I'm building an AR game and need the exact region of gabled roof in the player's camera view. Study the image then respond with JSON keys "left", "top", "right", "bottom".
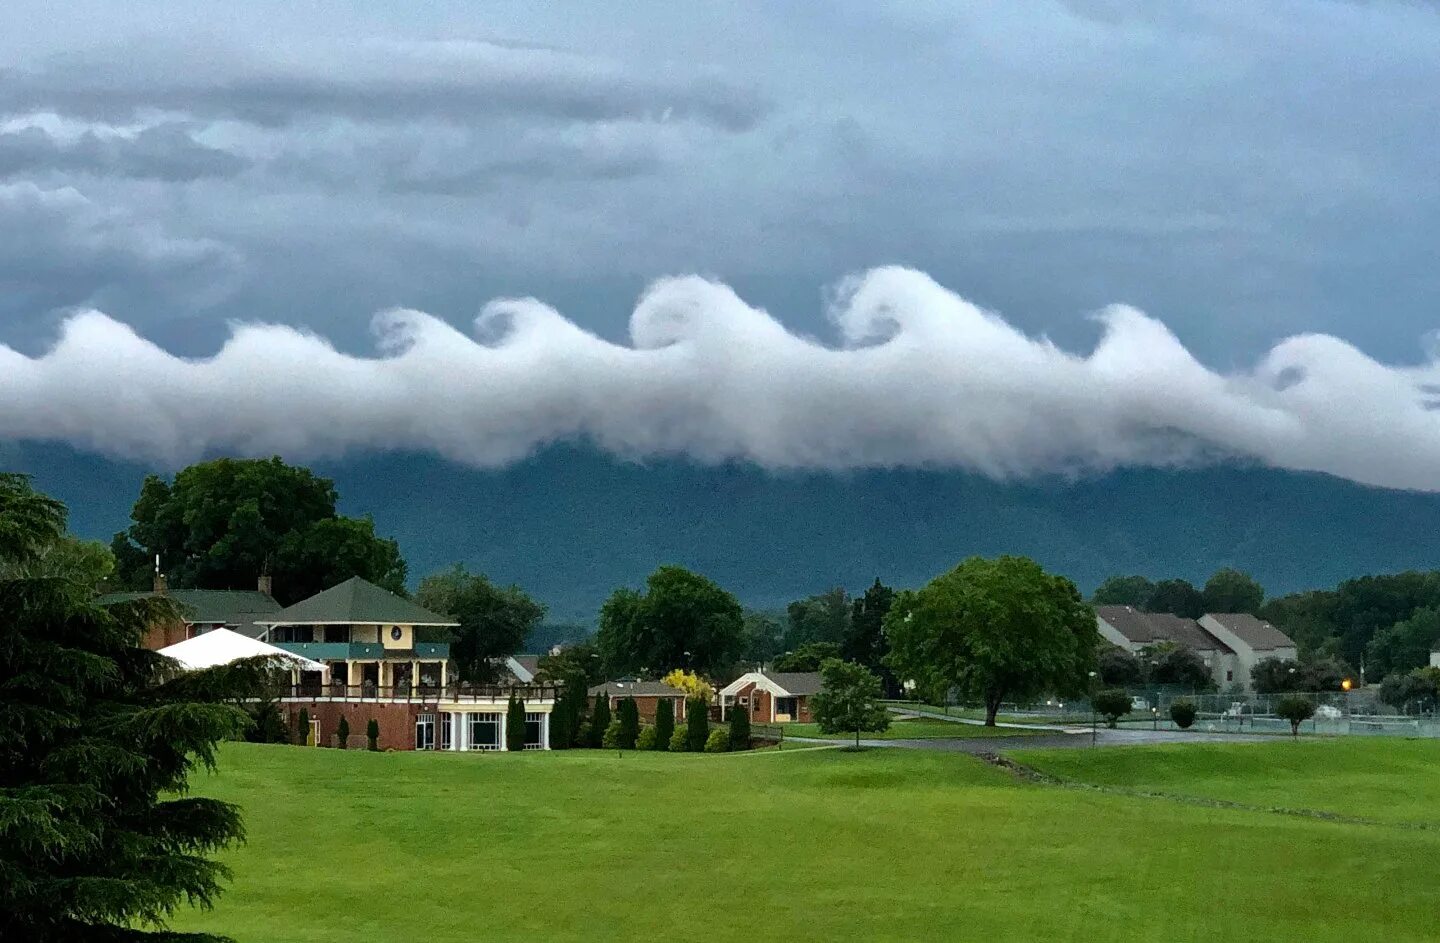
{"left": 589, "top": 681, "right": 687, "bottom": 698}
{"left": 1095, "top": 606, "right": 1233, "bottom": 654}
{"left": 254, "top": 576, "right": 457, "bottom": 628}
{"left": 98, "top": 589, "right": 281, "bottom": 631}
{"left": 765, "top": 671, "right": 824, "bottom": 696}
{"left": 512, "top": 655, "right": 540, "bottom": 679}
{"left": 1202, "top": 613, "right": 1295, "bottom": 651}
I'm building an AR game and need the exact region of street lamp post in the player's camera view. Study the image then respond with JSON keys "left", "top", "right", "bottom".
{"left": 1088, "top": 671, "right": 1098, "bottom": 746}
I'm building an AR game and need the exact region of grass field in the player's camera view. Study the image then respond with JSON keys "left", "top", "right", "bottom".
{"left": 169, "top": 741, "right": 1440, "bottom": 943}
{"left": 1014, "top": 738, "right": 1440, "bottom": 825}
{"left": 781, "top": 717, "right": 1046, "bottom": 739}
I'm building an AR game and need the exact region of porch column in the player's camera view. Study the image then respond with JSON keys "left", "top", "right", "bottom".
{"left": 440, "top": 661, "right": 448, "bottom": 688}
{"left": 541, "top": 711, "right": 550, "bottom": 750}
{"left": 499, "top": 709, "right": 508, "bottom": 751}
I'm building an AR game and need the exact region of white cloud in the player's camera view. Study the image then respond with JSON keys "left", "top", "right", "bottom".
{"left": 2, "top": 266, "right": 1435, "bottom": 490}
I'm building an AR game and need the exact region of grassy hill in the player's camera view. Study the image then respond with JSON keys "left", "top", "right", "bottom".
{"left": 169, "top": 740, "right": 1440, "bottom": 942}
{"left": 14, "top": 442, "right": 1440, "bottom": 621}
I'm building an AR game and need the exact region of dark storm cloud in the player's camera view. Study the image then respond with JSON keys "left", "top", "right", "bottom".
{"left": 0, "top": 122, "right": 248, "bottom": 181}
{"left": 0, "top": 39, "right": 768, "bottom": 131}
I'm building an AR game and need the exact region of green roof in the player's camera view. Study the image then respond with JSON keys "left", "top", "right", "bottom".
{"left": 97, "top": 589, "right": 281, "bottom": 635}
{"left": 256, "top": 577, "right": 457, "bottom": 628}
{"left": 272, "top": 641, "right": 451, "bottom": 661}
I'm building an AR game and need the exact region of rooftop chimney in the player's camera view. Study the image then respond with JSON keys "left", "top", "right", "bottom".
{"left": 152, "top": 554, "right": 167, "bottom": 594}
{"left": 257, "top": 573, "right": 273, "bottom": 597}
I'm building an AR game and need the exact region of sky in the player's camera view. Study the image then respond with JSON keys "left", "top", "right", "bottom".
{"left": 3, "top": 1, "right": 1440, "bottom": 488}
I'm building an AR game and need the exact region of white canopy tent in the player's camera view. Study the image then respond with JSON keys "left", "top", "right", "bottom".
{"left": 158, "top": 628, "right": 327, "bottom": 674}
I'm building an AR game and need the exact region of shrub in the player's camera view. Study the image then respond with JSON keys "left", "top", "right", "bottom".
{"left": 653, "top": 698, "right": 674, "bottom": 751}
{"left": 728, "top": 703, "right": 751, "bottom": 751}
{"left": 575, "top": 720, "right": 592, "bottom": 749}
{"left": 1092, "top": 689, "right": 1132, "bottom": 729}
{"left": 245, "top": 699, "right": 290, "bottom": 744}
{"left": 636, "top": 725, "right": 657, "bottom": 750}
{"left": 685, "top": 697, "right": 710, "bottom": 752}
{"left": 1169, "top": 700, "right": 1197, "bottom": 730}
{"left": 336, "top": 715, "right": 350, "bottom": 750}
{"left": 366, "top": 718, "right": 380, "bottom": 751}
{"left": 669, "top": 725, "right": 689, "bottom": 752}
{"left": 298, "top": 707, "right": 311, "bottom": 744}
{"left": 617, "top": 696, "right": 640, "bottom": 750}
{"left": 1276, "top": 695, "right": 1316, "bottom": 736}
{"left": 602, "top": 718, "right": 623, "bottom": 750}
{"left": 704, "top": 728, "right": 730, "bottom": 753}
{"left": 589, "top": 694, "right": 612, "bottom": 748}
{"left": 506, "top": 694, "right": 527, "bottom": 752}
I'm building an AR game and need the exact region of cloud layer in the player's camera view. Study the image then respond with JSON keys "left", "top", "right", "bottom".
{"left": 2, "top": 267, "right": 1435, "bottom": 490}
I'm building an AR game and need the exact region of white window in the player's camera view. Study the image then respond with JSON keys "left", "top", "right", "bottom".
{"left": 440, "top": 713, "right": 453, "bottom": 750}
{"left": 469, "top": 713, "right": 501, "bottom": 751}
{"left": 415, "top": 713, "right": 436, "bottom": 751}
{"left": 524, "top": 712, "right": 544, "bottom": 750}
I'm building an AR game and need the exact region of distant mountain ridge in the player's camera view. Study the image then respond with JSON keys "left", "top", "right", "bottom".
{"left": 8, "top": 442, "right": 1440, "bottom": 622}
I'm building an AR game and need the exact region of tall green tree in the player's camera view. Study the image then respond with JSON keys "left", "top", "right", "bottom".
{"left": 588, "top": 693, "right": 611, "bottom": 748}
{"left": 652, "top": 697, "right": 675, "bottom": 751}
{"left": 783, "top": 587, "right": 850, "bottom": 650}
{"left": 506, "top": 694, "right": 528, "bottom": 752}
{"left": 110, "top": 457, "right": 406, "bottom": 603}
{"left": 1144, "top": 643, "right": 1214, "bottom": 690}
{"left": 886, "top": 555, "right": 1097, "bottom": 726}
{"left": 811, "top": 658, "right": 890, "bottom": 748}
{"left": 727, "top": 700, "right": 752, "bottom": 750}
{"left": 739, "top": 610, "right": 784, "bottom": 666}
{"left": 416, "top": 564, "right": 546, "bottom": 683}
{"left": 684, "top": 697, "right": 710, "bottom": 752}
{"left": 1365, "top": 607, "right": 1440, "bottom": 681}
{"left": 1201, "top": 568, "right": 1265, "bottom": 614}
{"left": 844, "top": 579, "right": 895, "bottom": 675}
{"left": 772, "top": 640, "right": 841, "bottom": 672}
{"left": 1144, "top": 579, "right": 1205, "bottom": 618}
{"left": 1, "top": 473, "right": 264, "bottom": 942}
{"left": 1097, "top": 646, "right": 1143, "bottom": 686}
{"left": 595, "top": 566, "right": 744, "bottom": 677}
{"left": 616, "top": 697, "right": 640, "bottom": 750}
{"left": 536, "top": 640, "right": 604, "bottom": 687}
{"left": 1091, "top": 575, "right": 1156, "bottom": 607}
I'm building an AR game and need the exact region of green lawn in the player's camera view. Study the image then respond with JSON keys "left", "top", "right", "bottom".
{"left": 167, "top": 740, "right": 1440, "bottom": 943}
{"left": 782, "top": 717, "right": 1046, "bottom": 739}
{"left": 1013, "top": 738, "right": 1440, "bottom": 825}
{"left": 892, "top": 703, "right": 1091, "bottom": 725}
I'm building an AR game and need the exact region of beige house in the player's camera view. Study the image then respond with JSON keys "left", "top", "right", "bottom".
{"left": 1094, "top": 605, "right": 1241, "bottom": 689}
{"left": 1198, "top": 613, "right": 1299, "bottom": 690}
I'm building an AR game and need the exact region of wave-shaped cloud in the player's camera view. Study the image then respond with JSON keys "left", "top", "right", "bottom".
{"left": 2, "top": 266, "right": 1435, "bottom": 490}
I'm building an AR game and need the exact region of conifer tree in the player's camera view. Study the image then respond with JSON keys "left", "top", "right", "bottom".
{"left": 617, "top": 696, "right": 640, "bottom": 749}
{"left": 298, "top": 707, "right": 311, "bottom": 744}
{"left": 589, "top": 692, "right": 612, "bottom": 748}
{"left": 506, "top": 693, "right": 528, "bottom": 751}
{"left": 685, "top": 696, "right": 710, "bottom": 752}
{"left": 1, "top": 472, "right": 265, "bottom": 943}
{"left": 728, "top": 702, "right": 752, "bottom": 751}
{"left": 336, "top": 715, "right": 350, "bottom": 749}
{"left": 366, "top": 718, "right": 380, "bottom": 751}
{"left": 653, "top": 697, "right": 675, "bottom": 751}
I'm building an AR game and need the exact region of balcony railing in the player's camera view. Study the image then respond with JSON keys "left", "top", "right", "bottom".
{"left": 281, "top": 682, "right": 563, "bottom": 703}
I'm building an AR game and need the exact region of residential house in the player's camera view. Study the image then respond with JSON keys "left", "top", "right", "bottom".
{"left": 99, "top": 578, "right": 281, "bottom": 649}
{"left": 1094, "top": 605, "right": 1241, "bottom": 689}
{"left": 250, "top": 576, "right": 559, "bottom": 751}
{"left": 719, "top": 671, "right": 823, "bottom": 723}
{"left": 1198, "top": 613, "right": 1299, "bottom": 689}
{"left": 588, "top": 680, "right": 688, "bottom": 723}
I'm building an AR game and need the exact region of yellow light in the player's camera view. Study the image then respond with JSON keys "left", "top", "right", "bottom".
{"left": 1341, "top": 678, "right": 1353, "bottom": 692}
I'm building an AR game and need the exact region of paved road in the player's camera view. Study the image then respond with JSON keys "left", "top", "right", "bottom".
{"left": 790, "top": 727, "right": 1275, "bottom": 753}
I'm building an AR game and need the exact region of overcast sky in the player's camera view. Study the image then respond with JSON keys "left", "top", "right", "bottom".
{"left": 3, "top": 2, "right": 1440, "bottom": 488}
{"left": 1, "top": 1, "right": 1435, "bottom": 361}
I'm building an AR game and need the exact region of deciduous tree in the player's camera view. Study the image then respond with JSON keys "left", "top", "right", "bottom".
{"left": 1092, "top": 689, "right": 1133, "bottom": 728}
{"left": 1091, "top": 575, "right": 1156, "bottom": 607}
{"left": 417, "top": 564, "right": 546, "bottom": 683}
{"left": 772, "top": 640, "right": 841, "bottom": 672}
{"left": 1276, "top": 695, "right": 1316, "bottom": 736}
{"left": 886, "top": 556, "right": 1096, "bottom": 726}
{"left": 1145, "top": 579, "right": 1205, "bottom": 619}
{"left": 1201, "top": 568, "right": 1265, "bottom": 615}
{"left": 811, "top": 659, "right": 890, "bottom": 748}
{"left": 596, "top": 566, "right": 744, "bottom": 677}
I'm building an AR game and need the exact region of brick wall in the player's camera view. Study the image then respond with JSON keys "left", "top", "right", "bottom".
{"left": 283, "top": 701, "right": 420, "bottom": 751}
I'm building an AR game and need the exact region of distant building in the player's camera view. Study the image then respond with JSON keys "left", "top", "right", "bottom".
{"left": 1095, "top": 605, "right": 1240, "bottom": 689}
{"left": 1431, "top": 644, "right": 1440, "bottom": 669}
{"left": 1197, "top": 613, "right": 1299, "bottom": 690}
{"left": 719, "top": 671, "right": 824, "bottom": 723}
{"left": 589, "top": 680, "right": 689, "bottom": 723}
{"left": 98, "top": 579, "right": 281, "bottom": 649}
